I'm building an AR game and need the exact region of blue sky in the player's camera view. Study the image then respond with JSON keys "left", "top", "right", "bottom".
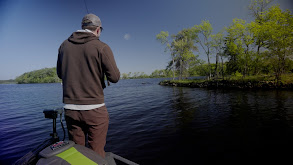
{"left": 0, "top": 0, "right": 292, "bottom": 80}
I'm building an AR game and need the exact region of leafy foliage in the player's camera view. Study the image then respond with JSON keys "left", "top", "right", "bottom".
{"left": 157, "top": 1, "right": 293, "bottom": 82}
{"left": 15, "top": 68, "right": 61, "bottom": 84}
{"left": 156, "top": 29, "right": 199, "bottom": 80}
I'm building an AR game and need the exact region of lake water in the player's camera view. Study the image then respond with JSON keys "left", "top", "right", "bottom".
{"left": 1, "top": 78, "right": 293, "bottom": 165}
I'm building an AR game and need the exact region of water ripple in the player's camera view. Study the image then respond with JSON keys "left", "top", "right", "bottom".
{"left": 1, "top": 81, "right": 293, "bottom": 164}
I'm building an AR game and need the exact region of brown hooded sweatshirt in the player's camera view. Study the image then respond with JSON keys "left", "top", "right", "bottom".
{"left": 57, "top": 31, "right": 120, "bottom": 105}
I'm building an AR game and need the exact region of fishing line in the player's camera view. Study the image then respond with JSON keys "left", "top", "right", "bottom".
{"left": 83, "top": 0, "right": 89, "bottom": 14}
{"left": 82, "top": 0, "right": 110, "bottom": 86}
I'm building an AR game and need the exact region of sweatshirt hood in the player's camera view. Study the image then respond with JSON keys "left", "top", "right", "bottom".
{"left": 68, "top": 31, "right": 99, "bottom": 44}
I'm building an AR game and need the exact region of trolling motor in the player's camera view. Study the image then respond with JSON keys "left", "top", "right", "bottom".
{"left": 43, "top": 108, "right": 65, "bottom": 141}
{"left": 14, "top": 108, "right": 108, "bottom": 165}
{"left": 14, "top": 108, "right": 139, "bottom": 165}
{"left": 13, "top": 108, "right": 65, "bottom": 165}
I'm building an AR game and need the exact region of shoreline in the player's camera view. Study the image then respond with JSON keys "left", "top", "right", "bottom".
{"left": 159, "top": 80, "right": 293, "bottom": 89}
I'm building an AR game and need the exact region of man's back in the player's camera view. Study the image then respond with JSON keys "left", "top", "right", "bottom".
{"left": 57, "top": 31, "right": 120, "bottom": 105}
{"left": 57, "top": 13, "right": 119, "bottom": 158}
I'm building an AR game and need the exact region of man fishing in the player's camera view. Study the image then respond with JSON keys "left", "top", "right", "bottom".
{"left": 57, "top": 13, "right": 120, "bottom": 158}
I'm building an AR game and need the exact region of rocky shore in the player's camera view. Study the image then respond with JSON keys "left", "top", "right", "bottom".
{"left": 159, "top": 80, "right": 293, "bottom": 89}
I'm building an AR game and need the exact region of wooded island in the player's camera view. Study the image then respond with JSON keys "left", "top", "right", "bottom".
{"left": 156, "top": 0, "right": 293, "bottom": 87}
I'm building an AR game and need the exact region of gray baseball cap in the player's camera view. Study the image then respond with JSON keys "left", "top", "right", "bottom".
{"left": 82, "top": 14, "right": 102, "bottom": 28}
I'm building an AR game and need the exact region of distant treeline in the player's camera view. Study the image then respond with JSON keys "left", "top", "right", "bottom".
{"left": 121, "top": 68, "right": 207, "bottom": 79}
{"left": 13, "top": 67, "right": 182, "bottom": 83}
{"left": 0, "top": 79, "right": 16, "bottom": 84}
{"left": 11, "top": 65, "right": 257, "bottom": 84}
{"left": 121, "top": 70, "right": 173, "bottom": 79}
{"left": 13, "top": 67, "right": 174, "bottom": 83}
{"left": 15, "top": 67, "right": 61, "bottom": 84}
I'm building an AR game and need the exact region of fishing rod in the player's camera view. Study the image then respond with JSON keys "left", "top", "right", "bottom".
{"left": 83, "top": 0, "right": 89, "bottom": 14}
{"left": 82, "top": 0, "right": 110, "bottom": 86}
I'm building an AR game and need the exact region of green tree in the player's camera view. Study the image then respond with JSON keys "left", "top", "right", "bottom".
{"left": 156, "top": 31, "right": 176, "bottom": 80}
{"left": 172, "top": 29, "right": 198, "bottom": 79}
{"left": 225, "top": 19, "right": 243, "bottom": 75}
{"left": 242, "top": 22, "right": 255, "bottom": 77}
{"left": 262, "top": 5, "right": 293, "bottom": 80}
{"left": 225, "top": 19, "right": 255, "bottom": 77}
{"left": 121, "top": 73, "right": 129, "bottom": 79}
{"left": 191, "top": 20, "right": 213, "bottom": 79}
{"left": 249, "top": 0, "right": 273, "bottom": 74}
{"left": 188, "top": 58, "right": 206, "bottom": 76}
{"left": 157, "top": 29, "right": 198, "bottom": 80}
{"left": 249, "top": 0, "right": 273, "bottom": 23}
{"left": 15, "top": 68, "right": 61, "bottom": 84}
{"left": 150, "top": 69, "right": 160, "bottom": 78}
{"left": 150, "top": 69, "right": 171, "bottom": 78}
{"left": 211, "top": 30, "right": 226, "bottom": 79}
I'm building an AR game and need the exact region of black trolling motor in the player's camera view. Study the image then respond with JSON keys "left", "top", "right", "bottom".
{"left": 43, "top": 108, "right": 65, "bottom": 141}
{"left": 13, "top": 108, "right": 65, "bottom": 165}
{"left": 14, "top": 108, "right": 139, "bottom": 165}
